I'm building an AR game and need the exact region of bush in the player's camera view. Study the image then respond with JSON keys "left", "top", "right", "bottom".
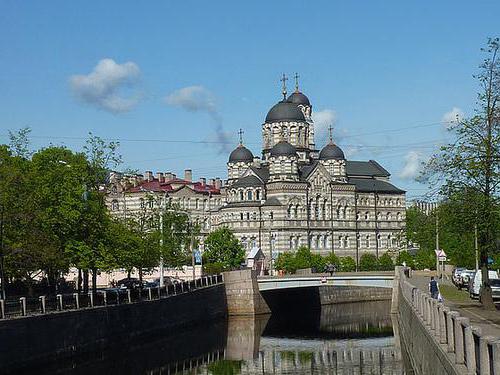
{"left": 324, "top": 253, "right": 340, "bottom": 268}
{"left": 310, "top": 254, "right": 326, "bottom": 273}
{"left": 359, "top": 253, "right": 378, "bottom": 271}
{"left": 414, "top": 249, "right": 435, "bottom": 270}
{"left": 339, "top": 256, "right": 356, "bottom": 272}
{"left": 396, "top": 250, "right": 415, "bottom": 269}
{"left": 378, "top": 253, "right": 394, "bottom": 271}
{"left": 203, "top": 262, "right": 225, "bottom": 275}
{"left": 274, "top": 252, "right": 296, "bottom": 273}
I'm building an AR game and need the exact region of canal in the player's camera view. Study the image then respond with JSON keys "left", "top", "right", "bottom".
{"left": 28, "top": 300, "right": 412, "bottom": 374}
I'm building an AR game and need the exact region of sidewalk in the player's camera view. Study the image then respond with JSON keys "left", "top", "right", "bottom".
{"left": 410, "top": 272, "right": 500, "bottom": 337}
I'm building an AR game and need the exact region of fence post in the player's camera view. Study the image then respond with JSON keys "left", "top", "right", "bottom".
{"left": 447, "top": 311, "right": 459, "bottom": 353}
{"left": 102, "top": 291, "right": 107, "bottom": 306}
{"left": 464, "top": 326, "right": 477, "bottom": 374}
{"left": 73, "top": 293, "right": 80, "bottom": 309}
{"left": 88, "top": 292, "right": 94, "bottom": 307}
{"left": 454, "top": 317, "right": 469, "bottom": 365}
{"left": 39, "top": 296, "right": 46, "bottom": 314}
{"left": 479, "top": 336, "right": 496, "bottom": 375}
{"left": 56, "top": 294, "right": 63, "bottom": 311}
{"left": 0, "top": 299, "right": 4, "bottom": 319}
{"left": 19, "top": 297, "right": 27, "bottom": 316}
{"left": 147, "top": 288, "right": 152, "bottom": 301}
{"left": 439, "top": 306, "right": 448, "bottom": 344}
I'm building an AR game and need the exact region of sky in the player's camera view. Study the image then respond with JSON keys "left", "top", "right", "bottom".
{"left": 1, "top": 1, "right": 499, "bottom": 200}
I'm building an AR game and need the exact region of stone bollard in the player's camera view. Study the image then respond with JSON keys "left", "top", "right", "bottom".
{"left": 454, "top": 317, "right": 469, "bottom": 365}
{"left": 181, "top": 282, "right": 184, "bottom": 293}
{"left": 439, "top": 306, "right": 448, "bottom": 344}
{"left": 88, "top": 292, "right": 94, "bottom": 307}
{"left": 479, "top": 335, "right": 497, "bottom": 375}
{"left": 0, "top": 299, "right": 4, "bottom": 319}
{"left": 447, "top": 311, "right": 459, "bottom": 353}
{"left": 490, "top": 339, "right": 500, "bottom": 375}
{"left": 57, "top": 294, "right": 63, "bottom": 311}
{"left": 39, "top": 296, "right": 46, "bottom": 314}
{"left": 464, "top": 326, "right": 477, "bottom": 374}
{"left": 127, "top": 289, "right": 131, "bottom": 303}
{"left": 73, "top": 293, "right": 80, "bottom": 309}
{"left": 102, "top": 291, "right": 107, "bottom": 306}
{"left": 147, "top": 288, "right": 152, "bottom": 301}
{"left": 19, "top": 297, "right": 27, "bottom": 316}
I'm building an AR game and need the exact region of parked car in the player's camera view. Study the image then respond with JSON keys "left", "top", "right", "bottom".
{"left": 489, "top": 279, "right": 500, "bottom": 300}
{"left": 469, "top": 270, "right": 499, "bottom": 299}
{"left": 452, "top": 267, "right": 465, "bottom": 286}
{"left": 457, "top": 270, "right": 475, "bottom": 290}
{"left": 116, "top": 278, "right": 141, "bottom": 289}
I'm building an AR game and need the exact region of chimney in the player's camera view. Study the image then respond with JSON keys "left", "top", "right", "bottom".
{"left": 172, "top": 173, "right": 177, "bottom": 179}
{"left": 209, "top": 178, "right": 215, "bottom": 186}
{"left": 165, "top": 172, "right": 173, "bottom": 181}
{"left": 184, "top": 169, "right": 192, "bottom": 182}
{"left": 215, "top": 177, "right": 221, "bottom": 190}
{"left": 200, "top": 177, "right": 206, "bottom": 185}
{"left": 145, "top": 171, "right": 153, "bottom": 182}
{"left": 156, "top": 172, "right": 164, "bottom": 183}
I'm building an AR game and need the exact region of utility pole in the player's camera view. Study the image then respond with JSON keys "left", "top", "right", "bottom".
{"left": 159, "top": 197, "right": 164, "bottom": 288}
{"left": 475, "top": 222, "right": 479, "bottom": 271}
{"left": 0, "top": 205, "right": 6, "bottom": 300}
{"left": 190, "top": 223, "right": 195, "bottom": 281}
{"left": 435, "top": 213, "right": 440, "bottom": 276}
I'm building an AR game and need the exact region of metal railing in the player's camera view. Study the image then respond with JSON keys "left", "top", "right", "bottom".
{"left": 0, "top": 274, "right": 223, "bottom": 320}
{"left": 399, "top": 272, "right": 500, "bottom": 375}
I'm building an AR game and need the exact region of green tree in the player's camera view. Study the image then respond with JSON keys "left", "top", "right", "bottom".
{"left": 323, "top": 253, "right": 340, "bottom": 268}
{"left": 204, "top": 227, "right": 245, "bottom": 271}
{"left": 378, "top": 253, "right": 394, "bottom": 271}
{"left": 422, "top": 38, "right": 500, "bottom": 308}
{"left": 396, "top": 251, "right": 415, "bottom": 269}
{"left": 274, "top": 252, "right": 296, "bottom": 274}
{"left": 359, "top": 253, "right": 378, "bottom": 271}
{"left": 339, "top": 256, "right": 356, "bottom": 272}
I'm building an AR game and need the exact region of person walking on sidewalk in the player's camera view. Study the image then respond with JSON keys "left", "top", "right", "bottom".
{"left": 429, "top": 276, "right": 439, "bottom": 299}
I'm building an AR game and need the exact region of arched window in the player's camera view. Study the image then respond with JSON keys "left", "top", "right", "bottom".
{"left": 388, "top": 234, "right": 392, "bottom": 247}
{"left": 365, "top": 235, "right": 370, "bottom": 248}
{"left": 343, "top": 236, "right": 349, "bottom": 248}
{"left": 195, "top": 199, "right": 199, "bottom": 209}
{"left": 246, "top": 212, "right": 250, "bottom": 220}
{"left": 111, "top": 200, "right": 119, "bottom": 211}
{"left": 377, "top": 234, "right": 382, "bottom": 248}
{"left": 338, "top": 235, "right": 343, "bottom": 248}
{"left": 140, "top": 198, "right": 145, "bottom": 209}
{"left": 240, "top": 191, "right": 244, "bottom": 201}
{"left": 386, "top": 212, "right": 392, "bottom": 220}
{"left": 240, "top": 213, "right": 244, "bottom": 221}
{"left": 356, "top": 211, "right": 361, "bottom": 220}
{"left": 356, "top": 234, "right": 361, "bottom": 248}
{"left": 365, "top": 211, "right": 369, "bottom": 220}
{"left": 256, "top": 190, "right": 260, "bottom": 200}
{"left": 294, "top": 205, "right": 299, "bottom": 219}
{"left": 269, "top": 211, "right": 274, "bottom": 220}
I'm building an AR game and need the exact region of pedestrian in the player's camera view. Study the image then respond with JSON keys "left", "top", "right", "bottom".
{"left": 429, "top": 276, "right": 439, "bottom": 299}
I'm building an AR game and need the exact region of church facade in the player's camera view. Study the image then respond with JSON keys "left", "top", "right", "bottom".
{"left": 106, "top": 78, "right": 406, "bottom": 267}
{"left": 211, "top": 79, "right": 406, "bottom": 264}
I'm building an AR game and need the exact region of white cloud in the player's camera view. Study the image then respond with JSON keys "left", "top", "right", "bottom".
{"left": 399, "top": 150, "right": 424, "bottom": 180}
{"left": 442, "top": 107, "right": 464, "bottom": 128}
{"left": 165, "top": 85, "right": 218, "bottom": 117}
{"left": 69, "top": 58, "right": 141, "bottom": 113}
{"left": 312, "top": 109, "right": 337, "bottom": 137}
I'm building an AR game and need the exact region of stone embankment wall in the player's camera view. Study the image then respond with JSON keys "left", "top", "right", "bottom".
{"left": 397, "top": 271, "right": 500, "bottom": 375}
{"left": 223, "top": 269, "right": 270, "bottom": 315}
{"left": 319, "top": 285, "right": 392, "bottom": 305}
{"left": 0, "top": 284, "right": 227, "bottom": 373}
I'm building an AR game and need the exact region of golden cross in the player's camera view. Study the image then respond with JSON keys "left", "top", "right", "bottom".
{"left": 238, "top": 128, "right": 244, "bottom": 144}
{"left": 294, "top": 72, "right": 300, "bottom": 92}
{"left": 280, "top": 73, "right": 288, "bottom": 100}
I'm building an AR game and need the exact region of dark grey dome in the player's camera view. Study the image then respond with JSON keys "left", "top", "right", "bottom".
{"left": 229, "top": 145, "right": 253, "bottom": 163}
{"left": 287, "top": 91, "right": 310, "bottom": 106}
{"left": 319, "top": 142, "right": 345, "bottom": 160}
{"left": 265, "top": 100, "right": 305, "bottom": 123}
{"left": 270, "top": 140, "right": 297, "bottom": 157}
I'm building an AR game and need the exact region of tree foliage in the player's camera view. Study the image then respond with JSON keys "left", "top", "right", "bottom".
{"left": 204, "top": 227, "right": 245, "bottom": 271}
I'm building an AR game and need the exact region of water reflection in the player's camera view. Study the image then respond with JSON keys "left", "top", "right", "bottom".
{"left": 31, "top": 301, "right": 408, "bottom": 374}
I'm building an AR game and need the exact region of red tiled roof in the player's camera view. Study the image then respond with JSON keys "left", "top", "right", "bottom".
{"left": 125, "top": 178, "right": 220, "bottom": 195}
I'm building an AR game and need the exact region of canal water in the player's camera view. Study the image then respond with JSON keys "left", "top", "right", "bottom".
{"left": 33, "top": 300, "right": 411, "bottom": 374}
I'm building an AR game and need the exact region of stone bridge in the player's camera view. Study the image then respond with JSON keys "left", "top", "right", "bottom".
{"left": 222, "top": 270, "right": 396, "bottom": 316}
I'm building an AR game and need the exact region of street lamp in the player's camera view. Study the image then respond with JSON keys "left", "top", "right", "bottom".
{"left": 0, "top": 205, "right": 6, "bottom": 300}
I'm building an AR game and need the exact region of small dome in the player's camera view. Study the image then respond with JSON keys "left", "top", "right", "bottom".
{"left": 287, "top": 91, "right": 310, "bottom": 106}
{"left": 229, "top": 145, "right": 253, "bottom": 163}
{"left": 319, "top": 142, "right": 345, "bottom": 160}
{"left": 265, "top": 100, "right": 305, "bottom": 123}
{"left": 270, "top": 140, "right": 297, "bottom": 157}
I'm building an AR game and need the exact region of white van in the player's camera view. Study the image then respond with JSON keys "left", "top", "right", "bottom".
{"left": 469, "top": 270, "right": 499, "bottom": 299}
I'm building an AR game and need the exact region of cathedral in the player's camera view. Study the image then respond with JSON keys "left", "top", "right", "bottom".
{"left": 106, "top": 76, "right": 406, "bottom": 268}
{"left": 211, "top": 75, "right": 406, "bottom": 265}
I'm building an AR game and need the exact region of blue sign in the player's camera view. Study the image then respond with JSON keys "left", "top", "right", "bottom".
{"left": 488, "top": 257, "right": 494, "bottom": 265}
{"left": 193, "top": 249, "right": 202, "bottom": 264}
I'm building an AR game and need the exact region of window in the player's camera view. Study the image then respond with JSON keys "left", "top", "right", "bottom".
{"left": 240, "top": 191, "right": 244, "bottom": 201}
{"left": 240, "top": 213, "right": 244, "bottom": 221}
{"left": 386, "top": 212, "right": 392, "bottom": 220}
{"left": 195, "top": 199, "right": 199, "bottom": 209}
{"left": 111, "top": 185, "right": 117, "bottom": 194}
{"left": 365, "top": 235, "right": 370, "bottom": 248}
{"left": 247, "top": 191, "right": 253, "bottom": 200}
{"left": 357, "top": 234, "right": 361, "bottom": 248}
{"left": 290, "top": 236, "right": 294, "bottom": 249}
{"left": 377, "top": 234, "right": 382, "bottom": 248}
{"left": 338, "top": 235, "right": 343, "bottom": 248}
{"left": 256, "top": 190, "right": 260, "bottom": 200}
{"left": 365, "top": 212, "right": 369, "bottom": 220}
{"left": 356, "top": 211, "right": 360, "bottom": 220}
{"left": 343, "top": 236, "right": 349, "bottom": 248}
{"left": 111, "top": 200, "right": 119, "bottom": 211}
{"left": 287, "top": 205, "right": 292, "bottom": 219}
{"left": 140, "top": 198, "right": 145, "bottom": 209}
{"left": 269, "top": 211, "right": 274, "bottom": 220}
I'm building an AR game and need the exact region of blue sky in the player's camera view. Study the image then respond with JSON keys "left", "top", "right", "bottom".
{"left": 1, "top": 1, "right": 499, "bottom": 199}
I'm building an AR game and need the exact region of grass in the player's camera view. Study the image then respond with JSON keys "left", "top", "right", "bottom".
{"left": 439, "top": 284, "right": 471, "bottom": 303}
